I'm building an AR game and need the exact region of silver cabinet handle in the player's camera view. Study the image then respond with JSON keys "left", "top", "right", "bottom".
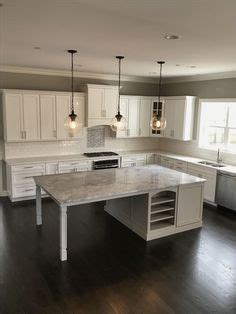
{"left": 24, "top": 188, "right": 34, "bottom": 192}
{"left": 24, "top": 176, "right": 33, "bottom": 179}
{"left": 24, "top": 166, "right": 34, "bottom": 169}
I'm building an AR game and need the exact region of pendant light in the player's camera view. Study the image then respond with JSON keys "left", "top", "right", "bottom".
{"left": 110, "top": 56, "right": 127, "bottom": 132}
{"left": 64, "top": 49, "right": 82, "bottom": 135}
{"left": 150, "top": 61, "right": 167, "bottom": 131}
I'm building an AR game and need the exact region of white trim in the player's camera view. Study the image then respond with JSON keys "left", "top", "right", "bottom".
{"left": 164, "top": 71, "right": 236, "bottom": 84}
{"left": 0, "top": 65, "right": 157, "bottom": 84}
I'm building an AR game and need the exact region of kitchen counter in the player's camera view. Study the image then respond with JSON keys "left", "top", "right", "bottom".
{"left": 34, "top": 164, "right": 204, "bottom": 206}
{"left": 34, "top": 165, "right": 205, "bottom": 261}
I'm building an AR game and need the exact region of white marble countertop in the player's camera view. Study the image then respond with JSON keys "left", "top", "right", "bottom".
{"left": 5, "top": 149, "right": 236, "bottom": 175}
{"left": 34, "top": 165, "right": 205, "bottom": 206}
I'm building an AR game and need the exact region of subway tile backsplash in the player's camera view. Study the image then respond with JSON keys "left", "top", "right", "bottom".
{"left": 4, "top": 127, "right": 160, "bottom": 159}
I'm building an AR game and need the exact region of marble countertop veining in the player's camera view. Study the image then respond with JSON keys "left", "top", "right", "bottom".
{"left": 34, "top": 165, "right": 205, "bottom": 206}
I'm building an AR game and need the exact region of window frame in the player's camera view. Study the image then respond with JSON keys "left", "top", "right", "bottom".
{"left": 198, "top": 98, "right": 236, "bottom": 153}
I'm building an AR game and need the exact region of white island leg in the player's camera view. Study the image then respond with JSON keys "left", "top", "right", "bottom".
{"left": 60, "top": 205, "right": 68, "bottom": 261}
{"left": 36, "top": 185, "right": 42, "bottom": 225}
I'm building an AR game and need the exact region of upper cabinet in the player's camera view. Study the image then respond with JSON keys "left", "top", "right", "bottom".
{"left": 2, "top": 90, "right": 85, "bottom": 142}
{"left": 163, "top": 96, "right": 196, "bottom": 141}
{"left": 3, "top": 92, "right": 40, "bottom": 142}
{"left": 116, "top": 96, "right": 152, "bottom": 138}
{"left": 86, "top": 84, "right": 118, "bottom": 127}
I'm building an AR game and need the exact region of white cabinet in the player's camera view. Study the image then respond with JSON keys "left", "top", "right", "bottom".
{"left": 3, "top": 92, "right": 40, "bottom": 142}
{"left": 177, "top": 184, "right": 203, "bottom": 227}
{"left": 46, "top": 162, "right": 58, "bottom": 174}
{"left": 3, "top": 93, "right": 23, "bottom": 141}
{"left": 6, "top": 163, "right": 46, "bottom": 201}
{"left": 128, "top": 97, "right": 140, "bottom": 137}
{"left": 187, "top": 164, "right": 217, "bottom": 202}
{"left": 40, "top": 95, "right": 57, "bottom": 140}
{"left": 173, "top": 160, "right": 188, "bottom": 173}
{"left": 139, "top": 98, "right": 152, "bottom": 137}
{"left": 160, "top": 156, "right": 175, "bottom": 169}
{"left": 86, "top": 84, "right": 118, "bottom": 127}
{"left": 58, "top": 160, "right": 92, "bottom": 173}
{"left": 116, "top": 96, "right": 152, "bottom": 138}
{"left": 22, "top": 94, "right": 40, "bottom": 141}
{"left": 121, "top": 155, "right": 147, "bottom": 168}
{"left": 163, "top": 96, "right": 196, "bottom": 141}
{"left": 2, "top": 90, "right": 85, "bottom": 142}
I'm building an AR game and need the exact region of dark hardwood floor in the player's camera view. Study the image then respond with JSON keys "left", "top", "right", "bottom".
{"left": 0, "top": 197, "right": 235, "bottom": 314}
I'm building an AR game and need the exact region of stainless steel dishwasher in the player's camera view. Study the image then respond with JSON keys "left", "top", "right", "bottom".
{"left": 215, "top": 170, "right": 236, "bottom": 211}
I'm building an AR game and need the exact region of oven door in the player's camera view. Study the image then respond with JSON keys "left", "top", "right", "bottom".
{"left": 93, "top": 159, "right": 119, "bottom": 170}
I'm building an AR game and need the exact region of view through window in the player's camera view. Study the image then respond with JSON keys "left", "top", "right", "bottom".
{"left": 199, "top": 100, "right": 236, "bottom": 151}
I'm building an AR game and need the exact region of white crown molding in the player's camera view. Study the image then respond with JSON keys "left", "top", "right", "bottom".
{"left": 163, "top": 71, "right": 236, "bottom": 84}
{"left": 0, "top": 65, "right": 157, "bottom": 84}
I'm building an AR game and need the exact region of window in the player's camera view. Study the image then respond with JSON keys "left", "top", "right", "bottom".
{"left": 199, "top": 99, "right": 236, "bottom": 152}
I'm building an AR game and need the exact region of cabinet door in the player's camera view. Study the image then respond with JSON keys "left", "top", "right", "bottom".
{"left": 128, "top": 98, "right": 139, "bottom": 137}
{"left": 73, "top": 95, "right": 85, "bottom": 139}
{"left": 46, "top": 162, "right": 58, "bottom": 174}
{"left": 40, "top": 95, "right": 56, "bottom": 140}
{"left": 163, "top": 99, "right": 175, "bottom": 138}
{"left": 4, "top": 93, "right": 23, "bottom": 141}
{"left": 87, "top": 88, "right": 104, "bottom": 119}
{"left": 177, "top": 184, "right": 203, "bottom": 226}
{"left": 172, "top": 99, "right": 185, "bottom": 140}
{"left": 22, "top": 94, "right": 40, "bottom": 140}
{"left": 56, "top": 95, "right": 70, "bottom": 139}
{"left": 104, "top": 88, "right": 118, "bottom": 118}
{"left": 116, "top": 98, "right": 129, "bottom": 138}
{"left": 139, "top": 99, "right": 151, "bottom": 137}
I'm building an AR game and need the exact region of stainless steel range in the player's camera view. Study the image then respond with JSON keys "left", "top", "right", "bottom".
{"left": 83, "top": 152, "right": 120, "bottom": 170}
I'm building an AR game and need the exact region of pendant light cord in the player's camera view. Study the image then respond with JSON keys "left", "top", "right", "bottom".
{"left": 118, "top": 57, "right": 121, "bottom": 114}
{"left": 71, "top": 51, "right": 74, "bottom": 113}
{"left": 158, "top": 62, "right": 163, "bottom": 104}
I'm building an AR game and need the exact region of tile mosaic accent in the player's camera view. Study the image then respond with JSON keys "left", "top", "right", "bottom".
{"left": 87, "top": 127, "right": 105, "bottom": 148}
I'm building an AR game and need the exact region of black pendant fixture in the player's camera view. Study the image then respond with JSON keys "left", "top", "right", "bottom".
{"left": 110, "top": 56, "right": 127, "bottom": 132}
{"left": 65, "top": 49, "right": 82, "bottom": 134}
{"left": 150, "top": 61, "right": 167, "bottom": 131}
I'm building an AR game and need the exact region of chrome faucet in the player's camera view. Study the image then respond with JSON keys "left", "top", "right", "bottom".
{"left": 217, "top": 148, "right": 223, "bottom": 164}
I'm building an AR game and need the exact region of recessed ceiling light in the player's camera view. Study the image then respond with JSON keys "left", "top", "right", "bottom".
{"left": 164, "top": 35, "right": 180, "bottom": 40}
{"left": 33, "top": 46, "right": 41, "bottom": 50}
{"left": 175, "top": 64, "right": 180, "bottom": 67}
{"left": 0, "top": 3, "right": 3, "bottom": 7}
{"left": 188, "top": 65, "right": 196, "bottom": 68}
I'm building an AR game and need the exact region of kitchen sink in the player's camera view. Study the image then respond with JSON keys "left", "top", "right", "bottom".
{"left": 211, "top": 164, "right": 226, "bottom": 168}
{"left": 198, "top": 161, "right": 226, "bottom": 168}
{"left": 198, "top": 161, "right": 215, "bottom": 165}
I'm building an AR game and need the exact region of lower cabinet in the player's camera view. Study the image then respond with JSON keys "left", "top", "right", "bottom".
{"left": 187, "top": 164, "right": 217, "bottom": 202}
{"left": 7, "top": 163, "right": 46, "bottom": 201}
{"left": 105, "top": 183, "right": 204, "bottom": 241}
{"left": 121, "top": 155, "right": 147, "bottom": 167}
{"left": 6, "top": 159, "right": 92, "bottom": 201}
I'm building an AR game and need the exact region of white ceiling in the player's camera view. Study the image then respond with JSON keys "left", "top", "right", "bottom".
{"left": 1, "top": 0, "right": 236, "bottom": 80}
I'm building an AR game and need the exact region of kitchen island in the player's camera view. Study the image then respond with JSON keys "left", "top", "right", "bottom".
{"left": 34, "top": 165, "right": 205, "bottom": 261}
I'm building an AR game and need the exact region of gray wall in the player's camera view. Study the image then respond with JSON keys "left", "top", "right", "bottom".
{"left": 162, "top": 77, "right": 236, "bottom": 98}
{"left": 0, "top": 71, "right": 158, "bottom": 96}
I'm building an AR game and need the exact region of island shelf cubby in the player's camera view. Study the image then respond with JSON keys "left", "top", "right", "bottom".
{"left": 149, "top": 189, "right": 177, "bottom": 232}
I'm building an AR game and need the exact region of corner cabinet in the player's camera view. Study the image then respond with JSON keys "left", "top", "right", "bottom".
{"left": 1, "top": 90, "right": 85, "bottom": 142}
{"left": 163, "top": 96, "right": 196, "bottom": 141}
{"left": 86, "top": 84, "right": 118, "bottom": 127}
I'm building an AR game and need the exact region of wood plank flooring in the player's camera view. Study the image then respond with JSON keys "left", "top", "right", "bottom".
{"left": 0, "top": 198, "right": 235, "bottom": 314}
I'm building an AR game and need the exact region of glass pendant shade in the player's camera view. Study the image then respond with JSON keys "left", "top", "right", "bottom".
{"left": 64, "top": 111, "right": 82, "bottom": 135}
{"left": 110, "top": 113, "right": 127, "bottom": 132}
{"left": 150, "top": 115, "right": 167, "bottom": 131}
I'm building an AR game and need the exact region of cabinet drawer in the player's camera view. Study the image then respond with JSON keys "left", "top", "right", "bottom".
{"left": 122, "top": 155, "right": 146, "bottom": 163}
{"left": 12, "top": 163, "right": 45, "bottom": 172}
{"left": 12, "top": 171, "right": 45, "bottom": 185}
{"left": 46, "top": 162, "right": 58, "bottom": 174}
{"left": 13, "top": 185, "right": 36, "bottom": 198}
{"left": 174, "top": 160, "right": 187, "bottom": 172}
